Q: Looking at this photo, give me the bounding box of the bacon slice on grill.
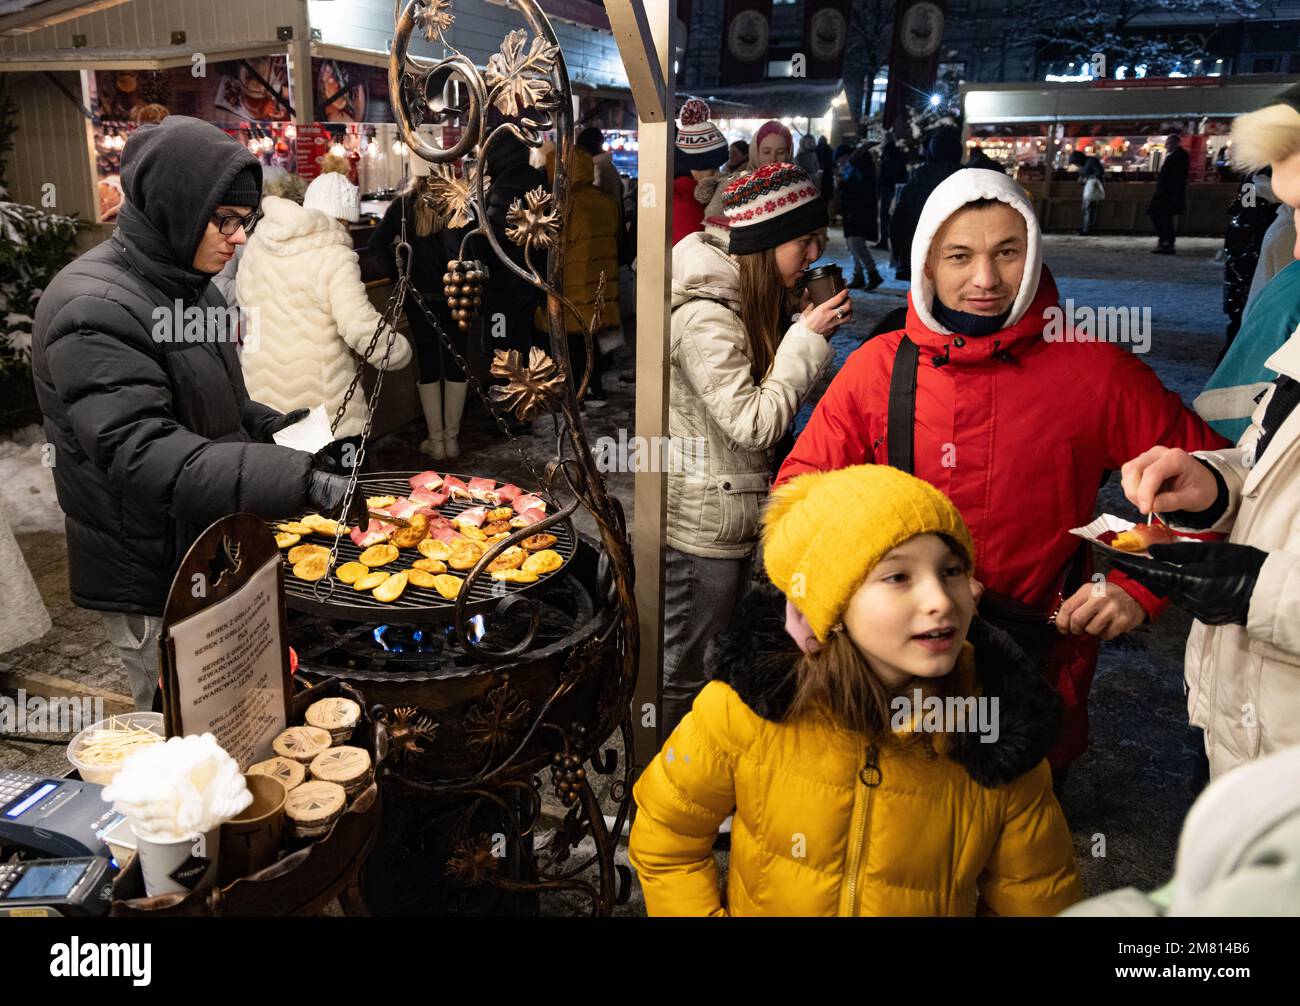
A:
[408,470,445,493]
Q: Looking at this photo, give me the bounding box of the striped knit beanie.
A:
[723,161,827,256]
[675,98,728,171]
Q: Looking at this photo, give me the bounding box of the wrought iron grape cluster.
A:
[442,259,485,332]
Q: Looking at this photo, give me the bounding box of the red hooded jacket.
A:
[776,268,1230,765]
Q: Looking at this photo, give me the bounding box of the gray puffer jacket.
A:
[668,232,833,558]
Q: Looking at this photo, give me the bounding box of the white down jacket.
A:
[1174,329,1300,778]
[237,196,411,438]
[667,232,834,558]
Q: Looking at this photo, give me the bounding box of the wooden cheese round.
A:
[305,698,361,743]
[284,781,346,839]
[272,726,333,764]
[247,755,307,792]
[308,746,372,797]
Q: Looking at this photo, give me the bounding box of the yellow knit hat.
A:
[761,465,975,643]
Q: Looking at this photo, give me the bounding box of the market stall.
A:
[961,75,1294,234]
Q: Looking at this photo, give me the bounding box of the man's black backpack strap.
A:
[887,335,919,474]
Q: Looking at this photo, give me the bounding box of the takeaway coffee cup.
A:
[803,264,844,305]
[220,774,287,884]
[134,825,220,898]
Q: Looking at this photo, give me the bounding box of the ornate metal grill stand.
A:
[322,0,639,915]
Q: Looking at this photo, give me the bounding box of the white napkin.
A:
[102,733,252,843]
[272,404,334,454]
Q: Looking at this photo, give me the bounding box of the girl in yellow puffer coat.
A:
[629,464,1083,916]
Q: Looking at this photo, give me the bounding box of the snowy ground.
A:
[1,231,1235,913]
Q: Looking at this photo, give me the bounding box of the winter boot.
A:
[848,272,867,289]
[443,381,467,459]
[865,269,885,291]
[416,382,445,460]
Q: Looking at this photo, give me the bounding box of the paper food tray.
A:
[1069,514,1204,559]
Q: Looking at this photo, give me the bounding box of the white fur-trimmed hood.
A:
[909,168,1043,335]
[248,195,352,256]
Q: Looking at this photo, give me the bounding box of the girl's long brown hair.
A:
[735,249,785,383]
[734,227,827,382]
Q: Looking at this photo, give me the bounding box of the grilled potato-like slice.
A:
[293,554,330,581]
[391,513,430,549]
[336,561,369,584]
[486,507,513,523]
[488,546,526,572]
[457,525,488,542]
[491,568,539,583]
[278,522,315,535]
[366,495,397,509]
[482,520,512,536]
[431,574,463,599]
[301,514,340,535]
[412,557,447,574]
[521,549,562,575]
[418,539,452,561]
[448,547,482,571]
[359,543,399,567]
[276,532,301,549]
[406,568,439,589]
[353,570,389,591]
[288,543,329,564]
[373,571,408,603]
[522,533,557,551]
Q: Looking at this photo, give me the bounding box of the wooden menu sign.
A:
[159,513,294,770]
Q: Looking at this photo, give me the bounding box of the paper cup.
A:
[134,826,220,898]
[219,774,287,884]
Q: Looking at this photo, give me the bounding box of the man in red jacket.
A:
[777,168,1229,768]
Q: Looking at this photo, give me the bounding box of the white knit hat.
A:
[303,170,360,222]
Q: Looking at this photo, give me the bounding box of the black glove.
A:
[1110,542,1269,626]
[268,408,311,435]
[306,469,369,530]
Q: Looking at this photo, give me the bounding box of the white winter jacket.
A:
[667,232,834,558]
[1173,331,1300,778]
[237,196,412,438]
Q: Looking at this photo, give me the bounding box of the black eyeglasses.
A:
[212,208,261,237]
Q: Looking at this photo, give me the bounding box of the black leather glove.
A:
[268,408,311,435]
[306,469,369,529]
[1110,542,1269,626]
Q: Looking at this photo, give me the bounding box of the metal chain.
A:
[405,284,554,494]
[314,206,412,603]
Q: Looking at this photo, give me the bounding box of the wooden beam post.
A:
[605,0,674,770]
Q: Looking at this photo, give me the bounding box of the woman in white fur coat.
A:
[237,194,412,447]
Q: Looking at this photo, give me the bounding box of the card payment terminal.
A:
[0,770,121,858]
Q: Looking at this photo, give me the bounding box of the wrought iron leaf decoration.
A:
[504,185,560,250]
[425,162,485,229]
[383,705,439,764]
[485,28,561,117]
[489,347,568,421]
[446,835,500,884]
[465,678,532,752]
[415,0,454,42]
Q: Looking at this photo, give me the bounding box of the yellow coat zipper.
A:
[842,744,882,916]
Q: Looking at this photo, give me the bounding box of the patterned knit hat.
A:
[675,98,728,171]
[723,161,827,256]
[762,465,975,643]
